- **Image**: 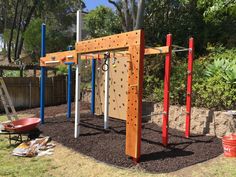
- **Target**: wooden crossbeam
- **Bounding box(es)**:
[40,46,169,67]
[75,30,142,54]
[145,46,169,55]
[40,50,78,66]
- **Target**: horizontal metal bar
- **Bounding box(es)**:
[172,49,190,53]
[172,44,187,49]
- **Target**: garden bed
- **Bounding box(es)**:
[38,103,223,173]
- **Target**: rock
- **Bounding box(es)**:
[148,103,235,137]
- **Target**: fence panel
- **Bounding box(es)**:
[0,75,73,112]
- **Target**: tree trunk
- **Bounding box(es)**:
[109,0,145,31]
[7,0,20,63]
[123,0,133,31]
[14,0,25,60]
[108,0,127,31]
[16,0,39,60]
[135,0,145,30]
[130,0,137,29]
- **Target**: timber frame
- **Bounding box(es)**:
[40,29,170,161]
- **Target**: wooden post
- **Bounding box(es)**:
[33,67,36,77]
[0,69,3,77]
[29,80,32,108]
[20,69,23,77]
[125,30,145,163]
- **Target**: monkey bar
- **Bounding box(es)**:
[40,46,169,67]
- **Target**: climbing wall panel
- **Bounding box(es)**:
[95,56,128,120]
[76,29,144,161]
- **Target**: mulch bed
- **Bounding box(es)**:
[19,102,89,117]
[38,103,223,173]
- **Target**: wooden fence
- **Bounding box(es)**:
[0,75,75,111]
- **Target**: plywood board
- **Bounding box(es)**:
[95,56,128,120]
[75,30,142,54]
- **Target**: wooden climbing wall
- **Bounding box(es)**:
[94,56,128,120]
[75,30,145,161]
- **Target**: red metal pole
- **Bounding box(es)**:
[185,37,194,138]
[162,34,172,146]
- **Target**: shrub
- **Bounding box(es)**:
[143,47,236,110]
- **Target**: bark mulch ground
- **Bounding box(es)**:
[38,103,223,173]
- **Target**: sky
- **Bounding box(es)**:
[84,0,114,11]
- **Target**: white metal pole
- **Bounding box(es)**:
[74,10,82,138]
[104,58,109,129]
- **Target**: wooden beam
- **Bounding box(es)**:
[40,46,169,66]
[40,50,78,66]
[75,30,142,54]
[145,46,169,55]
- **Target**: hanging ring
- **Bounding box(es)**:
[102,58,109,71]
[102,52,110,72]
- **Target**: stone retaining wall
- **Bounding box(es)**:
[149,103,236,137]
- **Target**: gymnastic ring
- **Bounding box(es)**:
[102,63,109,71]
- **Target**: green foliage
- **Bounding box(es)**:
[3,70,21,77]
[205,48,236,84]
[80,60,92,82]
[24,18,72,60]
[197,0,236,23]
[144,47,236,110]
[56,65,67,75]
[84,6,122,38]
[24,18,42,56]
[192,74,236,109]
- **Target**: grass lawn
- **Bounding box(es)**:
[0,137,54,177]
[1,114,236,177]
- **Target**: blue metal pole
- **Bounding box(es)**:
[91,59,96,114]
[66,45,73,119]
[40,23,46,124]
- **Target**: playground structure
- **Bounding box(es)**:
[40,10,194,162]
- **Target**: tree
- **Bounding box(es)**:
[108,0,145,31]
[7,0,20,63]
[23,0,87,61]
[197,0,236,22]
[14,0,25,60]
[15,0,40,61]
[2,0,86,63]
[197,0,236,47]
[84,6,122,38]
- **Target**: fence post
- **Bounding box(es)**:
[29,80,32,108]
